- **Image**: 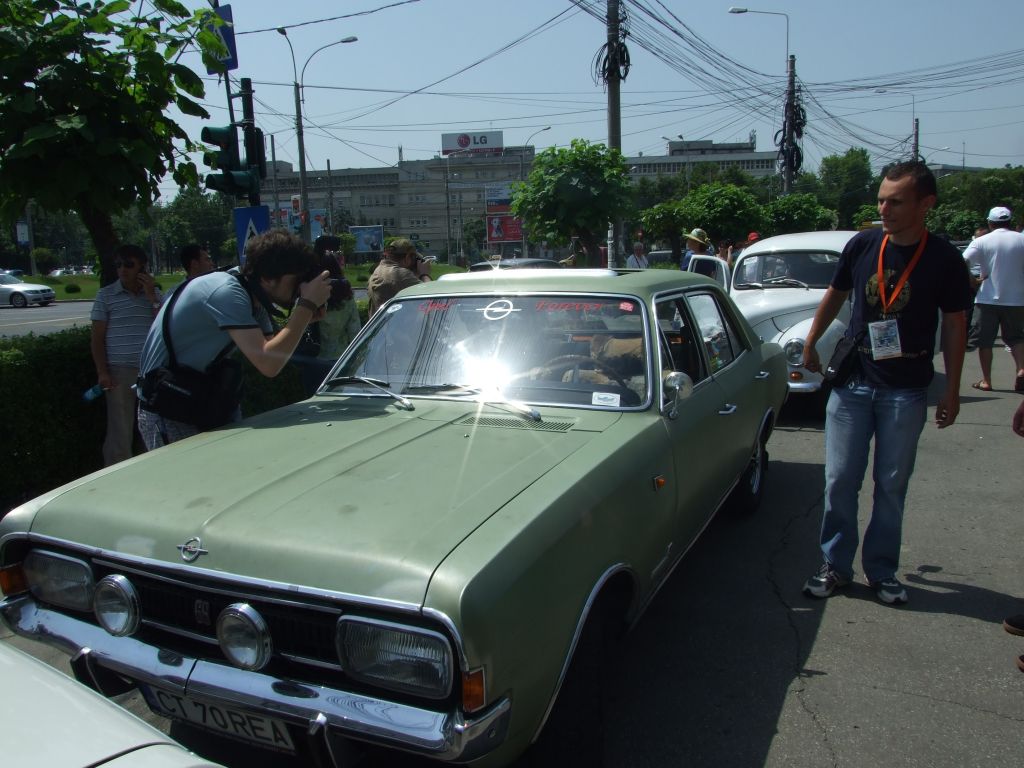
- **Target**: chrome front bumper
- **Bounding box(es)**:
[1,596,510,764]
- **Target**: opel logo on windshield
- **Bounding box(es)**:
[176,537,208,563]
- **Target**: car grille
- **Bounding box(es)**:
[93,561,342,668]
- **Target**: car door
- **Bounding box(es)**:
[684,291,765,481]
[654,294,735,547]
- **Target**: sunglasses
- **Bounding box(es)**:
[115,259,138,269]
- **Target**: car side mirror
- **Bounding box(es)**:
[662,371,694,419]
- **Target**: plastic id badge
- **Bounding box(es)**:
[868,319,902,360]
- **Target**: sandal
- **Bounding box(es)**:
[971,380,992,391]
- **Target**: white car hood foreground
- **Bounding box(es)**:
[0,643,221,767]
[729,288,825,336]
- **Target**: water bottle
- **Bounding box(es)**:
[83,384,105,402]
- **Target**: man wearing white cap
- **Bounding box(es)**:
[962,206,1024,392]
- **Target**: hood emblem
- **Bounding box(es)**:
[177,537,208,563]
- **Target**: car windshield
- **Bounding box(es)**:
[733,250,839,289]
[0,274,22,285]
[326,294,649,409]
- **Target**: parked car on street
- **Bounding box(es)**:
[0,641,223,767]
[468,257,561,271]
[0,272,56,307]
[1,268,788,767]
[689,230,857,397]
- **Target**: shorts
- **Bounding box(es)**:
[975,303,1024,348]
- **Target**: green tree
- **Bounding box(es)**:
[927,204,983,240]
[817,148,876,228]
[765,193,836,235]
[676,183,766,246]
[31,247,56,273]
[639,201,688,265]
[851,203,879,229]
[512,139,633,266]
[0,0,225,283]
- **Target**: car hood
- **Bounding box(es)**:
[25,398,616,606]
[730,288,825,332]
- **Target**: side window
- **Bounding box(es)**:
[655,297,707,384]
[686,293,744,373]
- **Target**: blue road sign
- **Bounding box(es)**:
[206,5,239,74]
[234,205,270,266]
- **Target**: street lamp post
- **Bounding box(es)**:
[519,126,550,258]
[727,7,788,64]
[277,29,357,243]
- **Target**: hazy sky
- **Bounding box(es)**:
[163,0,1024,197]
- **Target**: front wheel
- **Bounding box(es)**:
[729,430,768,515]
[10,293,27,308]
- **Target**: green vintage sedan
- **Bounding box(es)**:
[0,268,787,766]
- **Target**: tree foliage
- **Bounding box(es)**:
[512,139,633,266]
[0,0,226,280]
[766,193,836,234]
[675,183,765,245]
[816,148,876,228]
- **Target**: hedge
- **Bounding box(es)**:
[1,328,310,514]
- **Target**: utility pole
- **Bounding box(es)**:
[326,159,334,233]
[606,0,624,267]
[782,54,796,195]
[270,135,280,227]
[912,118,920,161]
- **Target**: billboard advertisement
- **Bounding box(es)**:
[485,182,514,214]
[442,131,504,156]
[350,225,384,253]
[486,215,523,244]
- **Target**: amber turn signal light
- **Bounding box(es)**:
[0,564,28,597]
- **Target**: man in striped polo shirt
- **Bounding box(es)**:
[90,244,161,465]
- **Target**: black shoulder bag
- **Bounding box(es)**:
[823,330,865,388]
[139,285,243,430]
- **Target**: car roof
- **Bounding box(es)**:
[741,230,858,256]
[422,267,717,297]
[468,258,561,271]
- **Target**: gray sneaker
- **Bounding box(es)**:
[803,563,851,598]
[871,578,908,605]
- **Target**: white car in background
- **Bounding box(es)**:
[0,641,223,767]
[689,231,857,397]
[0,272,56,307]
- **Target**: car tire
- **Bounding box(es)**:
[526,592,626,767]
[10,293,27,308]
[729,427,768,515]
[40,301,53,306]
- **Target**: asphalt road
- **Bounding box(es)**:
[2,348,1022,767]
[0,300,92,337]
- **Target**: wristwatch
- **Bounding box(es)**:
[294,297,319,313]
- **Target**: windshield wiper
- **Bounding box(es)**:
[404,383,482,396]
[405,383,541,421]
[734,281,763,289]
[321,375,414,411]
[763,276,809,289]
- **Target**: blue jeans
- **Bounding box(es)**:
[820,377,927,583]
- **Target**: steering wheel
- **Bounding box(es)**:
[537,354,632,391]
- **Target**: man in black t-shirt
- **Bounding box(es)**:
[799,160,971,606]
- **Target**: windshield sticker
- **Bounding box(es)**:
[619,301,636,313]
[477,299,521,321]
[418,299,455,314]
[385,303,403,314]
[592,391,621,407]
[534,300,604,313]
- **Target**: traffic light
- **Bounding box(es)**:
[200,124,254,197]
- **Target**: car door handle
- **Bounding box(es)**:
[718,404,737,415]
[755,370,770,379]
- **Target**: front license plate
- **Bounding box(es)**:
[142,686,295,753]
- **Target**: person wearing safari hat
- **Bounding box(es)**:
[367,237,432,316]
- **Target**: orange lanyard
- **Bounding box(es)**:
[877,232,927,314]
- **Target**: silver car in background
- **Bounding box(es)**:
[0,273,56,307]
[690,231,857,397]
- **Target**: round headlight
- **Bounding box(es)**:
[216,603,272,671]
[783,339,805,366]
[93,575,140,637]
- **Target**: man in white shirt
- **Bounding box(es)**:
[962,206,1024,392]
